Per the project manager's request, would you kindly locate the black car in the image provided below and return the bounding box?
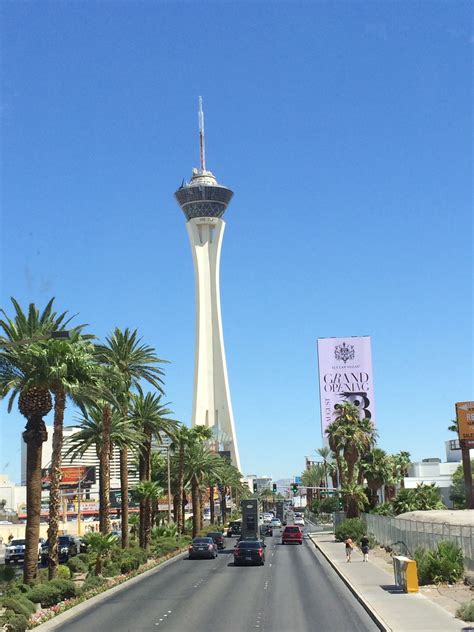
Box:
[188,537,218,559]
[260,524,273,537]
[226,520,242,537]
[233,539,266,566]
[207,532,225,550]
[41,535,78,563]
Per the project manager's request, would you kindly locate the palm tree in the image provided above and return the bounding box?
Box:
[128,392,178,544]
[394,451,411,489]
[82,532,119,575]
[65,406,142,535]
[95,328,167,548]
[39,335,97,579]
[361,448,392,508]
[301,463,325,506]
[185,440,223,537]
[0,298,80,584]
[133,481,163,551]
[326,402,377,517]
[316,446,333,494]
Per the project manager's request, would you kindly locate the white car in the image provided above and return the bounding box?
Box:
[270,518,282,528]
[294,517,305,526]
[5,539,42,564]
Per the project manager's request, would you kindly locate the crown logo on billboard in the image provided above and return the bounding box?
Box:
[334,342,355,364]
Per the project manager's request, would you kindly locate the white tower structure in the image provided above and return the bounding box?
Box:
[175,98,241,471]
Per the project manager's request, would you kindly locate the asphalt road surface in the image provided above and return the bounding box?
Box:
[54,526,379,632]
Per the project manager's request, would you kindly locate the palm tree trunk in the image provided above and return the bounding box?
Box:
[220,485,227,524]
[47,388,66,579]
[199,489,204,531]
[144,497,152,551]
[23,416,48,584]
[191,478,200,538]
[173,493,179,523]
[99,406,111,534]
[209,485,215,524]
[177,444,185,533]
[120,447,129,548]
[182,490,187,531]
[138,451,146,548]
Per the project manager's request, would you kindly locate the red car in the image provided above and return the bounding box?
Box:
[282,525,303,545]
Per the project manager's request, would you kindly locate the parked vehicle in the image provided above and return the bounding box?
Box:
[5,539,41,564]
[282,525,303,545]
[233,539,266,566]
[226,520,242,537]
[41,535,78,563]
[188,537,218,559]
[207,531,225,550]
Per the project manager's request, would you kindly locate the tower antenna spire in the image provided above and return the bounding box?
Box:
[198,96,206,171]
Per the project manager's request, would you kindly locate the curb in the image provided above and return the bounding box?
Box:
[307,534,392,632]
[33,550,188,631]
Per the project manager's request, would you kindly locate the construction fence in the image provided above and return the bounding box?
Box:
[362,513,474,573]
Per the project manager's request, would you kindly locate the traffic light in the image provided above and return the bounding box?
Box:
[292,483,299,494]
[272,483,277,493]
[253,482,258,493]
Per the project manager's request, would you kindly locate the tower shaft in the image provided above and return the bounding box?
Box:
[187,217,241,471]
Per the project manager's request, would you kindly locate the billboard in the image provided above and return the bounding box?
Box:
[42,465,96,489]
[455,402,474,448]
[317,336,375,434]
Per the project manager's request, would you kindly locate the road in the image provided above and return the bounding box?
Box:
[54,525,379,632]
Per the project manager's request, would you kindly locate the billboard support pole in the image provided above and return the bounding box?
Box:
[461,444,474,509]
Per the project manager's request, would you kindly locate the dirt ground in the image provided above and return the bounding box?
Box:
[369,545,474,618]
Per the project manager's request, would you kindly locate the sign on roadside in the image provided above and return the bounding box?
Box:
[456,401,474,448]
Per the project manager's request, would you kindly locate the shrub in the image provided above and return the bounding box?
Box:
[119,556,140,574]
[370,502,394,516]
[1,596,35,617]
[77,553,91,563]
[57,564,71,579]
[27,583,62,607]
[152,522,179,538]
[319,497,340,514]
[0,565,15,582]
[1,611,29,632]
[334,518,365,543]
[80,575,106,593]
[102,563,121,578]
[414,541,464,585]
[67,556,88,574]
[457,600,474,622]
[48,578,77,599]
[128,547,148,566]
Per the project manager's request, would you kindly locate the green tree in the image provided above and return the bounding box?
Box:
[82,532,119,575]
[326,402,377,517]
[0,298,81,584]
[95,328,167,548]
[129,392,178,544]
[449,460,474,508]
[361,448,393,508]
[392,483,445,515]
[133,481,163,551]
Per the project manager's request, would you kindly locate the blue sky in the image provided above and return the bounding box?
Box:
[1,1,472,484]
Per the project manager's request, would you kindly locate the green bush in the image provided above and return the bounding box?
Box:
[57,564,71,579]
[457,600,474,622]
[119,556,140,574]
[1,596,35,617]
[0,565,15,582]
[128,547,148,566]
[370,502,394,516]
[48,578,77,599]
[67,556,88,574]
[152,522,179,538]
[414,541,464,585]
[27,583,62,607]
[1,611,29,632]
[80,575,106,593]
[102,563,121,578]
[319,497,340,514]
[77,552,91,562]
[334,518,365,543]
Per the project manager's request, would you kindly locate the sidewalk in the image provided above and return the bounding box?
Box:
[308,533,472,632]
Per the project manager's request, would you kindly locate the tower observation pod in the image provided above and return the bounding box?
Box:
[174,98,241,472]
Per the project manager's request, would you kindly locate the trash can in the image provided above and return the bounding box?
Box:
[393,555,418,593]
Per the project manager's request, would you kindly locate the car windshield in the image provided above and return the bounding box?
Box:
[10,540,25,546]
[193,538,213,544]
[237,541,261,549]
[207,533,222,538]
[58,536,71,544]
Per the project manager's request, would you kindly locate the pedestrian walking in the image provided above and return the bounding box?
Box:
[345,537,353,562]
[360,535,370,562]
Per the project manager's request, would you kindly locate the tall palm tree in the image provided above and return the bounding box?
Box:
[129,392,178,544]
[361,448,392,508]
[185,442,224,537]
[316,446,333,494]
[301,463,325,506]
[65,406,142,535]
[326,402,377,517]
[133,481,163,551]
[0,298,81,584]
[394,451,411,489]
[95,328,167,548]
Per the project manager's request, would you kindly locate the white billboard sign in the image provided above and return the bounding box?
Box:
[317,336,375,434]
